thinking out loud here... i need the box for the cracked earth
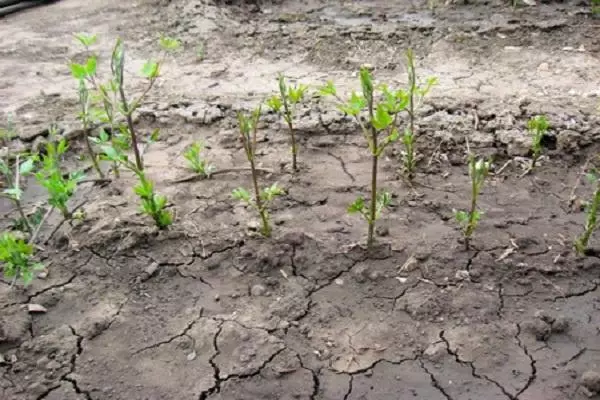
[2,0,600,399]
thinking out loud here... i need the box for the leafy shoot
[183,142,215,178]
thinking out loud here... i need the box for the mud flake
[214,321,285,379]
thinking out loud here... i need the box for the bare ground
[1,0,600,399]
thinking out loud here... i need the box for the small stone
[250,284,267,297]
[27,304,47,313]
[525,318,551,341]
[581,370,600,393]
[551,316,569,333]
[247,220,260,231]
[214,294,220,302]
[537,62,549,72]
[376,225,390,237]
[365,369,373,377]
[334,278,344,285]
[187,351,197,361]
[455,270,470,281]
[368,271,381,281]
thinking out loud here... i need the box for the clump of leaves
[73,34,180,175]
[592,0,600,16]
[320,67,407,250]
[454,152,491,250]
[134,171,173,229]
[1,154,37,235]
[232,106,284,237]
[184,141,215,178]
[101,131,172,229]
[0,231,44,286]
[34,127,84,219]
[403,49,438,179]
[266,74,308,172]
[527,115,549,170]
[574,167,600,254]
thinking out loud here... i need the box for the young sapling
[0,155,37,236]
[574,167,600,254]
[320,67,408,250]
[35,127,84,219]
[403,49,438,179]
[232,106,284,237]
[266,74,308,172]
[526,115,549,171]
[0,231,44,286]
[70,33,104,179]
[184,141,215,178]
[454,152,491,250]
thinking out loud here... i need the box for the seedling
[134,171,173,229]
[0,232,43,286]
[232,106,283,237]
[320,67,408,249]
[574,168,600,254]
[35,127,84,219]
[266,74,308,172]
[100,132,173,229]
[0,155,37,235]
[526,115,549,171]
[183,141,215,178]
[454,153,491,250]
[70,33,104,178]
[403,49,438,179]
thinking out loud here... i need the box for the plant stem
[82,115,104,179]
[116,53,144,172]
[575,181,600,254]
[406,49,417,179]
[367,94,377,250]
[13,155,32,236]
[286,118,298,172]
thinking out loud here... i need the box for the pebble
[250,284,267,297]
[581,370,600,393]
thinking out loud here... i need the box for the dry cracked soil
[1,0,600,399]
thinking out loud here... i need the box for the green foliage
[592,0,600,16]
[404,48,438,178]
[133,172,173,229]
[527,115,549,169]
[454,155,491,249]
[0,232,43,285]
[34,128,84,219]
[319,67,406,249]
[73,32,98,48]
[266,74,308,171]
[159,35,182,52]
[184,142,215,178]
[574,168,600,254]
[233,106,283,237]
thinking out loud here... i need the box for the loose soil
[1,0,600,399]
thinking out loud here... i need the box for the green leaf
[372,104,393,130]
[339,91,366,116]
[288,84,308,104]
[70,63,87,80]
[266,96,282,113]
[19,158,35,175]
[86,56,97,76]
[359,67,373,100]
[232,188,251,203]
[149,128,160,143]
[261,183,284,202]
[141,61,160,79]
[347,196,365,214]
[586,172,598,185]
[159,35,181,51]
[318,81,337,97]
[101,145,121,162]
[3,188,22,200]
[454,210,469,223]
[74,33,98,47]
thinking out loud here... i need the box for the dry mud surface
[2,0,600,399]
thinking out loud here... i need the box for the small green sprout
[195,43,205,62]
[1,154,37,235]
[183,142,215,178]
[133,171,173,229]
[233,106,283,237]
[527,115,549,170]
[73,32,98,47]
[99,131,173,230]
[574,168,600,254]
[403,48,438,179]
[266,74,308,172]
[454,154,491,250]
[159,35,182,52]
[0,232,43,286]
[34,127,84,219]
[319,67,407,250]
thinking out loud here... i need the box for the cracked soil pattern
[1,0,600,399]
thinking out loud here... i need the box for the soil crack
[420,359,454,400]
[439,330,515,400]
[514,323,537,398]
[132,309,204,355]
[326,150,356,182]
